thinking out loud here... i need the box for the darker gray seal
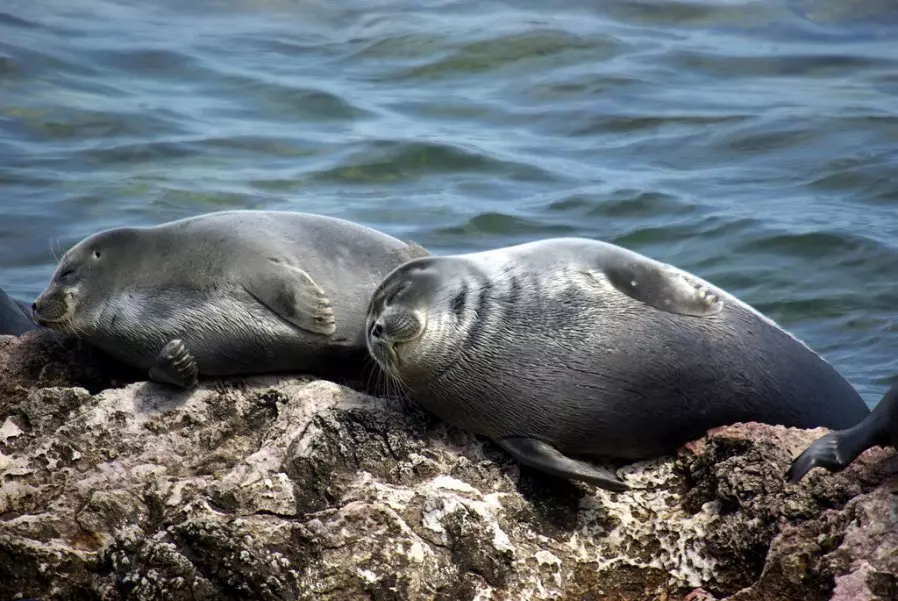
[0,286,39,336]
[32,210,428,389]
[786,380,895,482]
[365,237,870,492]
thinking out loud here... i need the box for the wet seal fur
[0,286,39,336]
[365,237,871,492]
[787,380,897,482]
[32,210,429,389]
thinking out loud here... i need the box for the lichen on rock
[0,330,895,600]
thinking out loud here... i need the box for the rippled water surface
[2,0,897,403]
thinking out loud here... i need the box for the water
[1,0,897,404]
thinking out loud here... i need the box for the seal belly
[440,287,868,461]
[550,302,866,459]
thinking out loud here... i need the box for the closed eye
[386,280,412,304]
[58,267,75,279]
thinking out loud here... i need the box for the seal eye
[92,251,101,259]
[385,281,411,305]
[58,267,75,280]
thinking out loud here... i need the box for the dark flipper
[785,428,861,482]
[496,436,629,492]
[242,259,336,336]
[148,339,199,389]
[586,245,723,318]
[786,381,898,482]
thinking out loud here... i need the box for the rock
[0,332,895,600]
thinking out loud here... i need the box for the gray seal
[0,286,39,336]
[786,381,895,482]
[365,237,871,492]
[32,210,429,389]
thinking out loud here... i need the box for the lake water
[1,0,896,404]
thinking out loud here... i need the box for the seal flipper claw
[243,261,336,336]
[786,380,897,483]
[149,338,199,389]
[596,255,723,318]
[785,431,848,482]
[496,436,629,492]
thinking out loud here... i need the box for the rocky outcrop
[0,331,895,601]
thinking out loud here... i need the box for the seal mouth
[32,296,73,327]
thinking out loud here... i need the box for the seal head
[33,229,139,335]
[366,257,476,387]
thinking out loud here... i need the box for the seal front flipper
[149,339,199,389]
[243,260,336,336]
[496,436,629,492]
[591,252,723,317]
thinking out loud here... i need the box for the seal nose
[371,322,384,339]
[31,302,37,312]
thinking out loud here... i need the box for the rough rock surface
[0,330,895,601]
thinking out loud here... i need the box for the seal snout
[367,320,397,371]
[32,287,73,326]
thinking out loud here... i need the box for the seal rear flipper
[496,436,629,492]
[149,339,199,389]
[590,253,723,318]
[786,381,897,482]
[785,420,882,483]
[242,260,336,336]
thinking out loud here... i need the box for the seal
[786,381,896,482]
[32,210,429,389]
[0,286,39,336]
[365,237,871,492]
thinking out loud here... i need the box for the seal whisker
[363,356,387,399]
[383,370,395,401]
[387,363,414,399]
[363,359,378,396]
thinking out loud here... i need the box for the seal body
[787,380,896,482]
[32,210,428,388]
[366,237,870,491]
[0,286,39,336]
